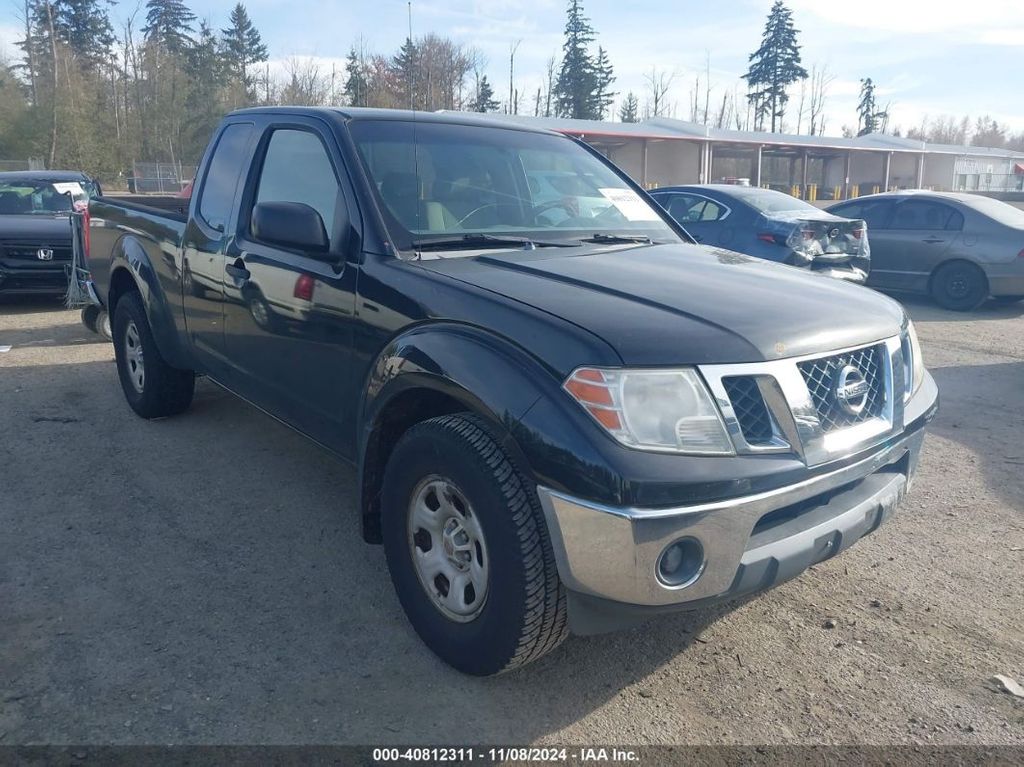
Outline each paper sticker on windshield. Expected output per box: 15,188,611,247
598,188,661,221
52,182,84,197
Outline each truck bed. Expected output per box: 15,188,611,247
94,194,189,222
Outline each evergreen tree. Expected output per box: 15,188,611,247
856,78,878,135
469,74,500,112
743,1,807,132
184,21,225,158
392,37,418,109
343,46,368,107
554,0,599,119
592,45,615,119
46,0,116,68
220,3,268,102
619,91,639,123
143,0,196,53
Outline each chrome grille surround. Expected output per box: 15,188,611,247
700,336,904,467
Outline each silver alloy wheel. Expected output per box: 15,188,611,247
124,320,145,393
407,475,489,622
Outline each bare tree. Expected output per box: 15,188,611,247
643,67,676,119
279,57,330,105
507,39,521,115
807,63,834,136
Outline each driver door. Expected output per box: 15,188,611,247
221,121,360,455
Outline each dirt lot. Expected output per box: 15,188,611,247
1,293,1022,746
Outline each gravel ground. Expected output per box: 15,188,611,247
1,293,1022,746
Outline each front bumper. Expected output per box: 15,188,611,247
0,264,70,295
536,371,937,632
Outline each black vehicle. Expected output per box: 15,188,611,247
650,184,870,283
78,108,937,675
0,170,100,296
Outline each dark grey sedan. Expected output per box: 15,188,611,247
828,192,1024,311
650,184,870,284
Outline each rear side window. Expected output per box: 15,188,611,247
197,123,255,231
890,200,963,231
254,129,341,246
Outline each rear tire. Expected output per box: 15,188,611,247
113,291,195,419
930,261,988,311
381,413,568,675
81,305,99,334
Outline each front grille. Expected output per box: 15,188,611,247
1,241,72,262
798,344,886,432
723,376,775,445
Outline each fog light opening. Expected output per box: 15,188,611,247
657,537,705,588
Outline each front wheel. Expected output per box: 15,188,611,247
113,291,195,419
930,261,988,311
381,413,568,675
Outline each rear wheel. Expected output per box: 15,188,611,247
930,261,988,311
381,413,568,675
113,291,195,419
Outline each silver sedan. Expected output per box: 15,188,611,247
828,191,1024,310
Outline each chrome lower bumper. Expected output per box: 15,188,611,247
537,422,926,609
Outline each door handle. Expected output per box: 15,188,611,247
922,237,945,245
225,259,250,281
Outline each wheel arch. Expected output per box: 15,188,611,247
107,235,191,369
356,324,557,543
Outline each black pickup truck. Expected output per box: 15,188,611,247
80,108,938,675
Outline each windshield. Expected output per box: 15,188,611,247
348,120,680,250
0,179,91,216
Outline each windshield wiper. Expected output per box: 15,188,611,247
412,233,576,252
578,233,653,245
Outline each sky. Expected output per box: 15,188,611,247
2,0,1023,135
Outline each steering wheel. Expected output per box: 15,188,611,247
529,199,580,223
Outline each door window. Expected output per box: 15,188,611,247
666,195,726,223
253,129,342,247
197,123,255,231
890,200,963,231
831,200,893,230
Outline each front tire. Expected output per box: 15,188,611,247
113,291,195,419
381,413,568,675
930,261,988,311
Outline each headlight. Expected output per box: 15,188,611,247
901,319,925,400
563,367,734,455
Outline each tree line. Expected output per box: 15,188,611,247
0,0,1019,184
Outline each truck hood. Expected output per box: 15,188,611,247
417,243,905,365
0,215,73,241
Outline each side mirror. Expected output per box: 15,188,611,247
252,201,330,254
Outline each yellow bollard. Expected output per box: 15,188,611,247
808,184,817,202
791,185,799,197
872,185,880,195
850,184,860,198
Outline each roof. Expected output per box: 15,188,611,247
0,170,92,181
231,106,562,136
228,106,1024,160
